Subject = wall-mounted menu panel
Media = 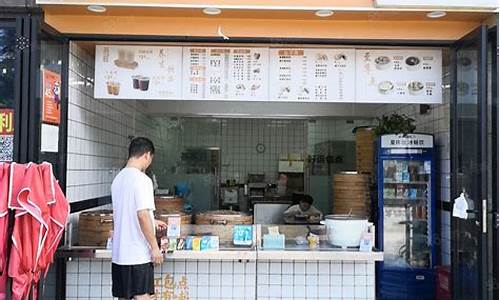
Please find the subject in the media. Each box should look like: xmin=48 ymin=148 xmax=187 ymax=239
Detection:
xmin=183 ymin=47 xmax=268 ymax=101
xmin=269 ymin=48 xmax=356 ymax=102
xmin=95 ymin=45 xmax=443 ymax=104
xmin=94 ymin=45 xmax=183 ymax=100
xmin=355 ymin=49 xmax=442 ymax=103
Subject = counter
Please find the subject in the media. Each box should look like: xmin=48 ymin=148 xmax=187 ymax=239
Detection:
xmin=61 ymin=224 xmax=381 ymax=299
xmin=58 ymin=246 xmax=382 ymax=262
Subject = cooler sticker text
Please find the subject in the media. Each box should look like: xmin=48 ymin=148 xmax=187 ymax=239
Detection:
xmin=390 ymin=139 xmax=425 ymax=146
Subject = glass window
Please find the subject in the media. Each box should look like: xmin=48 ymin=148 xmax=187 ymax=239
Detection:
xmin=0 ymin=25 xmax=16 ymax=162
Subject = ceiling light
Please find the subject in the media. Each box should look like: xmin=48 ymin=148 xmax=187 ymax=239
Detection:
xmin=426 ymin=11 xmax=446 ymax=18
xmin=203 ymin=7 xmax=222 ymax=15
xmin=315 ymin=10 xmax=334 ymax=17
xmin=87 ymin=5 xmax=106 ymax=13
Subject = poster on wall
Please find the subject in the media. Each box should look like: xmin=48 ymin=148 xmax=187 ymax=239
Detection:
xmin=355 ymin=49 xmax=442 ymax=103
xmin=94 ymin=45 xmax=183 ymax=100
xmin=0 ymin=108 xmax=14 ymax=162
xmin=269 ymin=48 xmax=356 ymax=102
xmin=42 ymin=69 xmax=61 ymax=125
xmin=182 ymin=47 xmax=269 ymax=101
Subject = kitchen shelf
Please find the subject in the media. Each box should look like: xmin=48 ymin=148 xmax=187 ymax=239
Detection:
xmin=384 ymin=197 xmax=427 ymax=201
xmin=384 ymin=181 xmax=428 ymax=185
xmin=383 ymin=198 xmax=427 ymax=206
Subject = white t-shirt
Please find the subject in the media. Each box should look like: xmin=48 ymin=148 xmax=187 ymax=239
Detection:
xmin=111 ymin=167 xmax=156 ymax=265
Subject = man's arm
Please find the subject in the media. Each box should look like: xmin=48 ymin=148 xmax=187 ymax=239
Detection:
xmin=137 ymin=210 xmax=163 ymax=265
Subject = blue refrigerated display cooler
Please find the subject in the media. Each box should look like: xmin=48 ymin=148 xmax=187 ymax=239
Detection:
xmin=376 ymin=133 xmax=437 ymax=300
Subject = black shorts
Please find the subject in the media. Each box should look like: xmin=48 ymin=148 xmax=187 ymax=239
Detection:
xmin=112 ymin=262 xmax=154 ymax=299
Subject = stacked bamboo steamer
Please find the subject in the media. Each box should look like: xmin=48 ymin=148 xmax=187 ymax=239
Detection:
xmin=333 ymin=172 xmax=370 ymax=217
xmin=195 ymin=210 xmax=253 ymax=225
xmin=155 ymin=210 xmax=192 ymax=225
xmin=79 ymin=210 xmax=113 ymax=246
xmin=154 ymin=195 xmax=184 ymax=212
xmin=355 ymin=127 xmax=375 ymax=179
xmin=154 ymin=195 xmax=192 ymax=224
xmin=195 ymin=210 xmax=253 ymax=241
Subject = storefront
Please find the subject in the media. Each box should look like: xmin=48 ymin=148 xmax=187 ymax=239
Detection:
xmin=0 ymin=1 xmax=498 ymax=300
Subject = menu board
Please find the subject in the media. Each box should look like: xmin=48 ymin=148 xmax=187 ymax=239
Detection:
xmin=269 ymin=48 xmax=355 ymax=102
xmin=94 ymin=45 xmax=444 ymax=104
xmin=94 ymin=45 xmax=183 ymax=100
xmin=183 ymin=47 xmax=268 ymax=100
xmin=355 ymin=49 xmax=442 ymax=103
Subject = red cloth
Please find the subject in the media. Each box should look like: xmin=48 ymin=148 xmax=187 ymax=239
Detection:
xmin=0 ymin=162 xmax=69 ymax=300
xmin=9 ymin=162 xmax=69 ymax=300
xmin=38 ymin=163 xmax=69 ymax=276
xmin=9 ymin=164 xmax=49 ymax=300
xmin=0 ymin=163 xmax=10 ymax=300
xmin=7 ymin=163 xmax=32 ymax=211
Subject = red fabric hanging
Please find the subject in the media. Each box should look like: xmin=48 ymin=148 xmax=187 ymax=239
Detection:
xmin=1 ymin=162 xmax=69 ymax=300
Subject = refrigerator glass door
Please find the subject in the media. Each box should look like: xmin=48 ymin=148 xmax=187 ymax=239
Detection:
xmin=382 ymin=159 xmax=432 ymax=268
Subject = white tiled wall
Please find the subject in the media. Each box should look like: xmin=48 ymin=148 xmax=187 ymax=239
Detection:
xmin=256 ymin=261 xmax=375 ymax=300
xmin=220 ymin=119 xmax=307 ymax=183
xmin=306 ymin=119 xmax=374 ymax=154
xmin=66 ymin=259 xmax=257 ymax=300
xmin=66 ymin=259 xmax=375 ymax=300
xmin=67 ymin=43 xmax=168 ymax=203
xmin=152 ymin=117 xmax=374 ymax=188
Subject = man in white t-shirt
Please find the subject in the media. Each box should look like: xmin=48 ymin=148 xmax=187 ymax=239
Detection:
xmin=111 ymin=137 xmax=166 ymax=300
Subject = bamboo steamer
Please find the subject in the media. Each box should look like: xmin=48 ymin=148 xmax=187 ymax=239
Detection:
xmin=333 ymin=172 xmax=370 ymax=217
xmin=355 ymin=127 xmax=375 ymax=176
xmin=155 ymin=210 xmax=192 ymax=225
xmin=194 ymin=210 xmax=253 ymax=242
xmin=79 ymin=210 xmax=113 ymax=246
xmin=154 ymin=195 xmax=184 ymax=212
xmin=195 ymin=210 xmax=253 ymax=225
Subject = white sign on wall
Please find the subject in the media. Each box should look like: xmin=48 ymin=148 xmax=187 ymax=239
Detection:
xmin=269 ymin=48 xmax=355 ymax=102
xmin=355 ymin=49 xmax=442 ymax=104
xmin=381 ymin=134 xmax=434 ymax=148
xmin=94 ymin=45 xmax=443 ymax=104
xmin=182 ymin=47 xmax=269 ymax=101
xmin=94 ymin=45 xmax=183 ymax=100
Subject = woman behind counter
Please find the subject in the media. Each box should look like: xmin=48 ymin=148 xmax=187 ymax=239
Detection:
xmin=283 ymin=194 xmax=323 ymax=224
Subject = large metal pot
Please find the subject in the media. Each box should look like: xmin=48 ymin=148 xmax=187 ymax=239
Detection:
xmin=321 ymin=214 xmax=369 ymax=249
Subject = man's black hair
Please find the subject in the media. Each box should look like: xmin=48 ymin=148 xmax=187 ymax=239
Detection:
xmin=301 ymin=195 xmax=314 ymax=205
xmin=128 ymin=137 xmax=155 ymax=159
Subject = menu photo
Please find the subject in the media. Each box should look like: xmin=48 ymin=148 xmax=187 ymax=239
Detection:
xmin=355 ymin=49 xmax=443 ymax=103
xmin=182 ymin=47 xmax=269 ymax=101
xmin=227 ymin=48 xmax=269 ymax=101
xmin=269 ymin=48 xmax=355 ymax=102
xmin=95 ymin=45 xmax=183 ymax=100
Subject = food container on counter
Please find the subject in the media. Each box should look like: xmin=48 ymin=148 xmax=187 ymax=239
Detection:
xmin=155 ymin=210 xmax=192 ymax=225
xmin=195 ymin=210 xmax=253 ymax=225
xmin=79 ymin=210 xmax=113 ymax=246
xmin=154 ymin=195 xmax=184 ymax=212
xmin=321 ymin=214 xmax=369 ymax=249
xmin=195 ymin=210 xmax=253 ymax=243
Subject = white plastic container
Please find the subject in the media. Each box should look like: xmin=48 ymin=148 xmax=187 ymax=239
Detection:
xmin=322 ymin=214 xmax=369 ymax=249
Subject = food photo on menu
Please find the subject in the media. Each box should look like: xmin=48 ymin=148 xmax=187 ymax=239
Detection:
xmin=357 ymin=49 xmax=442 ymax=103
